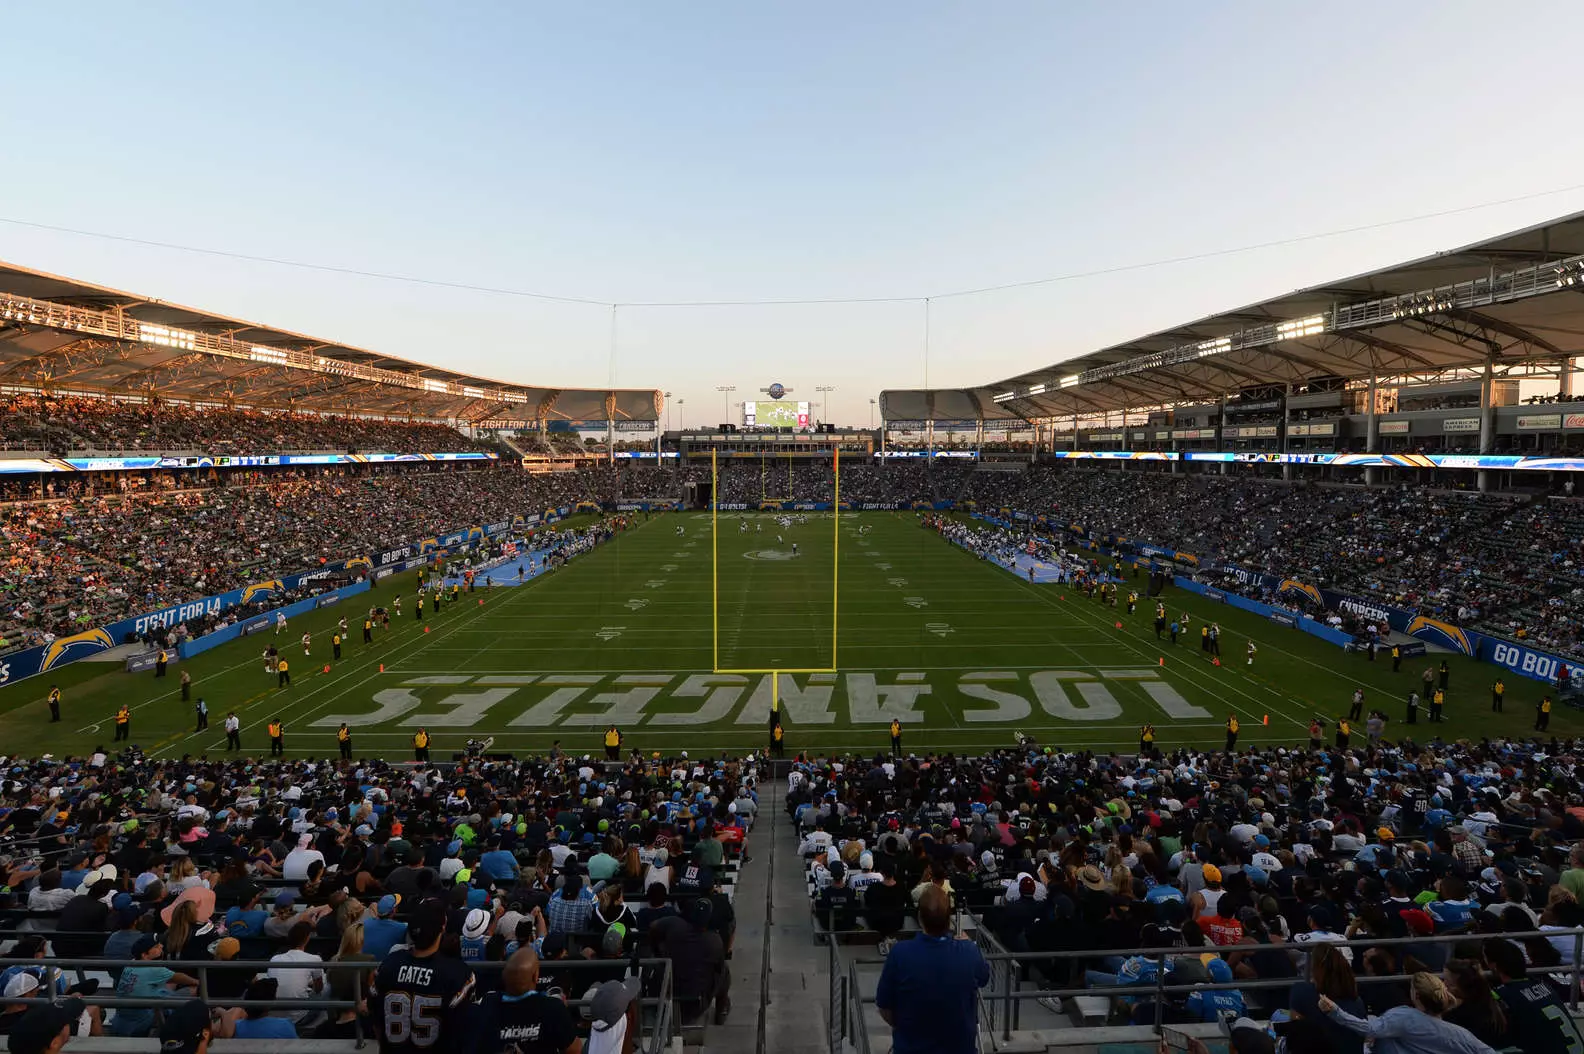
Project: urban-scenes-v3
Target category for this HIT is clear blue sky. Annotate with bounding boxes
[4,2,1584,426]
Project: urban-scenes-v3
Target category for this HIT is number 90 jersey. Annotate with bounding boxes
[372,948,476,1054]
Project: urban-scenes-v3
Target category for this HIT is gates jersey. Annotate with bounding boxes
[372,948,475,1054]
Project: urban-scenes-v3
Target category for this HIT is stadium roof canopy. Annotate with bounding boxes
[881,210,1584,422]
[0,262,661,423]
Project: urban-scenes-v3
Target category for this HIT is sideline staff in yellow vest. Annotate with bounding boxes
[47,685,61,723]
[771,722,785,756]
[1491,678,1505,712]
[277,658,290,688]
[1225,715,1239,752]
[413,728,430,762]
[338,722,353,760]
[890,719,902,757]
[1337,719,1351,749]
[1536,696,1553,732]
[1139,724,1155,755]
[268,718,285,756]
[114,703,131,742]
[604,725,622,761]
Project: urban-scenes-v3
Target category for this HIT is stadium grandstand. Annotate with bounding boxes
[5,225,1584,1054]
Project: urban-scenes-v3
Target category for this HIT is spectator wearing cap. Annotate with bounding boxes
[362,894,408,961]
[876,884,989,1054]
[3,995,101,1054]
[223,885,268,939]
[651,896,730,1025]
[585,976,641,1054]
[103,902,148,977]
[818,860,858,934]
[109,934,200,1037]
[1291,903,1352,965]
[157,998,213,1054]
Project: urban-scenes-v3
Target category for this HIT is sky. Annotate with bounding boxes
[5,3,1584,428]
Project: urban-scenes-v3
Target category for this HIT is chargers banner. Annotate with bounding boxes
[0,451,498,475]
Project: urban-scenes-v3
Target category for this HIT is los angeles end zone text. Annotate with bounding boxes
[314,669,1204,730]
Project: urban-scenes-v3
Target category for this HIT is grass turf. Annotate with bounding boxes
[1,511,1575,761]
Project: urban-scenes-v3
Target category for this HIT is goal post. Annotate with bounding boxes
[710,447,840,677]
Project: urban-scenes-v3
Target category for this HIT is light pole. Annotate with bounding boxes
[869,397,877,429]
[716,385,736,425]
[816,385,835,426]
[664,391,673,433]
[675,398,684,430]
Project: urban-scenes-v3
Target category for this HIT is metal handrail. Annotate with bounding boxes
[1,955,677,1053]
[839,925,1584,1044]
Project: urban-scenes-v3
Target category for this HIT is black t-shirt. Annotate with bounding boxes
[673,862,714,897]
[372,948,476,1054]
[472,990,578,1054]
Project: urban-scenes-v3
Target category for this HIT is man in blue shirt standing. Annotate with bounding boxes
[875,885,989,1054]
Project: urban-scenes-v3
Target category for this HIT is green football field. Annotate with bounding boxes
[1,511,1575,761]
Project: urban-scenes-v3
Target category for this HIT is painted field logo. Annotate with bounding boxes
[744,550,797,561]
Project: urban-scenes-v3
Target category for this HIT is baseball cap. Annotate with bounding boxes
[130,934,159,958]
[1399,908,1435,935]
[273,891,297,909]
[588,978,641,1030]
[3,972,41,999]
[376,894,401,917]
[828,860,847,880]
[600,925,626,956]
[159,998,212,1054]
[1201,864,1223,883]
[6,1001,82,1054]
[461,908,490,940]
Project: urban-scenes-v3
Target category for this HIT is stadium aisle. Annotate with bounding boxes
[758,781,837,1054]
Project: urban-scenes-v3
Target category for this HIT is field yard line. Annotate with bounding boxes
[159,545,561,757]
[70,635,303,733]
[930,533,1313,732]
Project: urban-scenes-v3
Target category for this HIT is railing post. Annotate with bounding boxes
[1002,958,1012,1043]
[1574,933,1583,1012]
[1153,952,1166,1034]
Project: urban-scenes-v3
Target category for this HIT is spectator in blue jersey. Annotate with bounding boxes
[876,884,989,1054]
[1426,876,1476,932]
[459,908,491,962]
[222,886,268,939]
[1184,958,1245,1023]
[361,895,408,961]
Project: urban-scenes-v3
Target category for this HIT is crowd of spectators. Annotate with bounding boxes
[793,736,1584,1050]
[0,748,757,1047]
[0,467,614,651]
[0,395,497,454]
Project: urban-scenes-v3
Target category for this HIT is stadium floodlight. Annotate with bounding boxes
[1026,383,1046,396]
[1195,337,1232,357]
[1275,315,1326,340]
[422,378,449,394]
[716,385,736,420]
[1059,374,1081,389]
[993,391,1017,403]
[462,386,485,399]
[249,345,288,365]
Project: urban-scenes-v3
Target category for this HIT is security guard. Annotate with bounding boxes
[1139,723,1155,755]
[114,703,131,742]
[47,685,61,723]
[771,722,785,757]
[1391,645,1402,673]
[1225,715,1239,752]
[889,718,902,757]
[1491,678,1505,712]
[1430,688,1445,723]
[1536,695,1553,732]
[155,648,169,677]
[337,722,353,760]
[604,725,622,761]
[416,594,424,621]
[332,632,342,660]
[268,718,285,756]
[413,728,430,762]
[277,657,290,688]
[363,616,374,644]
[1337,718,1351,749]
[225,711,242,751]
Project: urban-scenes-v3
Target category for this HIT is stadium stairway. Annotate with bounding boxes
[685,780,831,1054]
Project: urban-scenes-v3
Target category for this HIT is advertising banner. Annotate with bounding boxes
[1517,414,1563,430]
